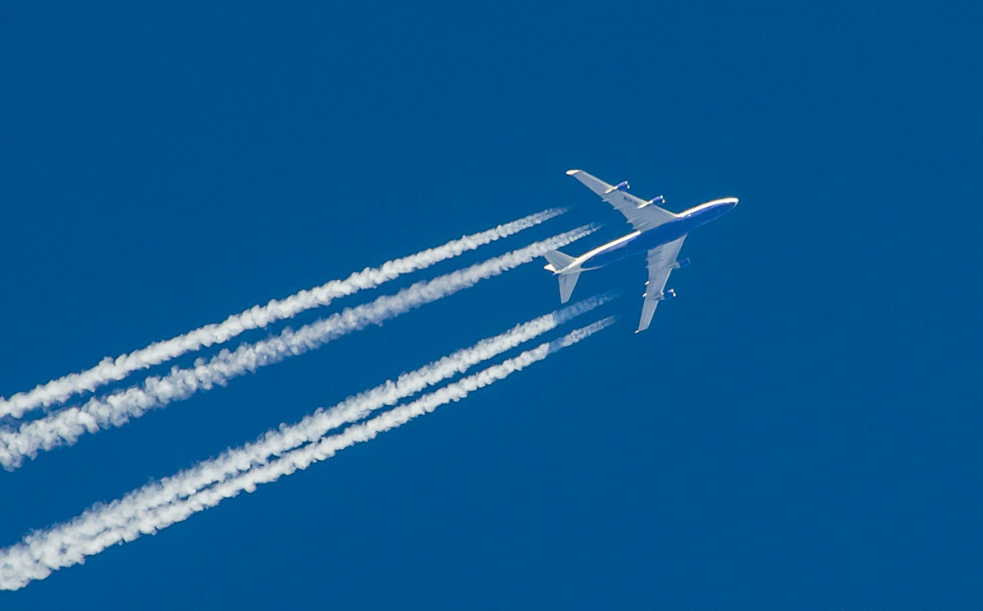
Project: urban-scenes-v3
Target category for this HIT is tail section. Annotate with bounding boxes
[557,272,581,303]
[542,249,576,273]
[542,249,580,303]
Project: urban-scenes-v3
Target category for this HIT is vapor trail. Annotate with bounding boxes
[0,317,614,591]
[0,297,613,571]
[0,226,596,470]
[0,295,616,552]
[0,209,565,420]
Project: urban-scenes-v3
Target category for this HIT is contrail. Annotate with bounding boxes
[0,225,596,470]
[0,295,617,555]
[0,209,566,420]
[0,317,615,591]
[0,297,614,575]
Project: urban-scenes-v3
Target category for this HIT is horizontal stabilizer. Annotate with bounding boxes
[557,272,581,304]
[543,249,576,273]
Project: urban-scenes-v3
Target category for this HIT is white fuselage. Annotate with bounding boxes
[555,198,738,274]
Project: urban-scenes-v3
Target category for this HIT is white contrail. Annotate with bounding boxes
[3,295,618,551]
[0,317,615,591]
[0,209,566,420]
[0,297,614,573]
[0,226,596,470]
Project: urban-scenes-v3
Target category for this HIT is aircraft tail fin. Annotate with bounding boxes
[542,249,576,273]
[543,249,580,303]
[557,272,581,303]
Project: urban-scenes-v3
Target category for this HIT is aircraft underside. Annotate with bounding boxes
[546,169,738,332]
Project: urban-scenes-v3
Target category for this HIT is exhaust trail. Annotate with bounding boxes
[0,208,566,420]
[0,295,617,553]
[0,297,614,576]
[0,317,615,591]
[0,226,597,470]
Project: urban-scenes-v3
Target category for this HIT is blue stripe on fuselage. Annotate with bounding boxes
[581,201,734,269]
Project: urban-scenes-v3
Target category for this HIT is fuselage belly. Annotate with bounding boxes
[579,198,736,271]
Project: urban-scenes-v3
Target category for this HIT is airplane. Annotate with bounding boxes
[544,169,738,333]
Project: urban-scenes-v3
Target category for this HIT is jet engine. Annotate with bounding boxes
[644,288,677,301]
[604,180,630,194]
[638,195,665,209]
[672,258,690,270]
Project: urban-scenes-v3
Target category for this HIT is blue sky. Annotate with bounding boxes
[2,1,981,608]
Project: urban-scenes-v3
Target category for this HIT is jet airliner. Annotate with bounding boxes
[544,169,738,332]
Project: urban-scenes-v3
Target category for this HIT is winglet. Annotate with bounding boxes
[565,169,580,175]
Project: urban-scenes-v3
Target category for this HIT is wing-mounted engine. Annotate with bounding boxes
[604,180,630,194]
[672,257,690,270]
[637,195,665,209]
[642,288,676,301]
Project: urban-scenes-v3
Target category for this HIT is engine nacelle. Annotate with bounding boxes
[604,180,630,194]
[638,195,666,210]
[644,288,677,301]
[672,257,690,270]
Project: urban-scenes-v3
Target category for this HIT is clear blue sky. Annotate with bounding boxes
[2,1,981,609]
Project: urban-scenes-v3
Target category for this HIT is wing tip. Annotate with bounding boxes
[565,169,580,176]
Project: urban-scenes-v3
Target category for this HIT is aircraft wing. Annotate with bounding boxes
[637,236,686,333]
[566,169,677,232]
